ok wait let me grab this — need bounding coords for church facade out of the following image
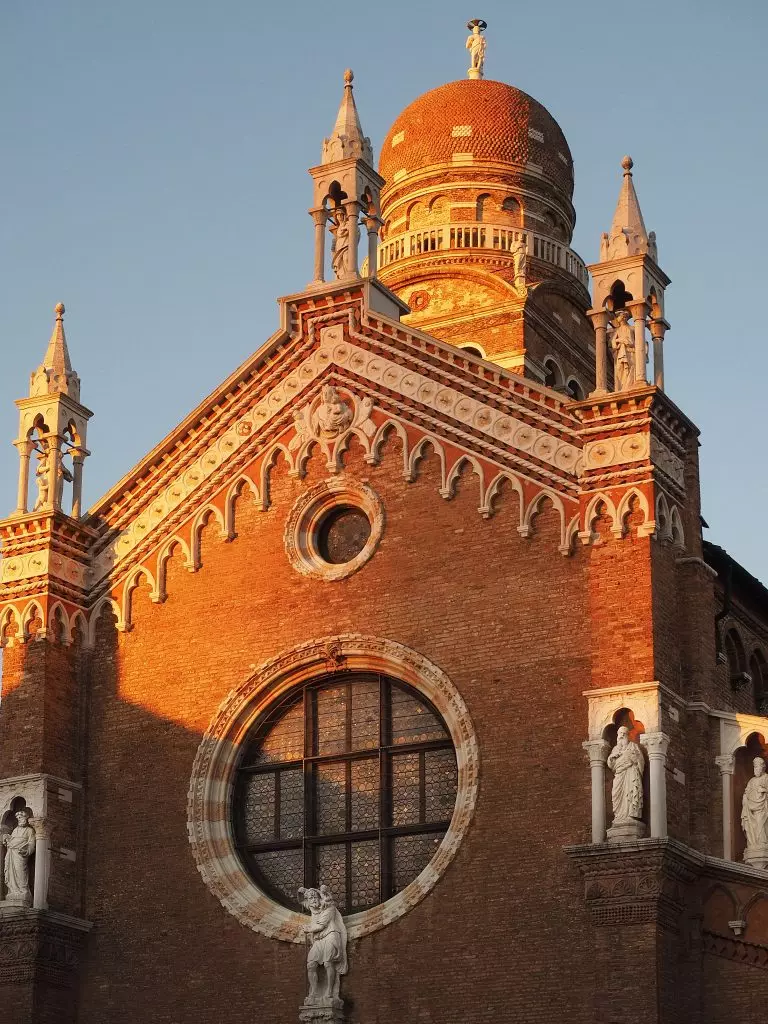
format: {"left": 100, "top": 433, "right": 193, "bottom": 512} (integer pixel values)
{"left": 1, "top": 26, "right": 767, "bottom": 1024}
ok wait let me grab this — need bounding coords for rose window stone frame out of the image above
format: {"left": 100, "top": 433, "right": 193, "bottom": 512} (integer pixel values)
{"left": 284, "top": 480, "right": 384, "bottom": 582}
{"left": 187, "top": 635, "right": 479, "bottom": 944}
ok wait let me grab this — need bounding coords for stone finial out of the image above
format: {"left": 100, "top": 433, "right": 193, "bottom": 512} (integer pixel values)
{"left": 29, "top": 301, "right": 81, "bottom": 401}
{"left": 466, "top": 19, "right": 487, "bottom": 80}
{"left": 321, "top": 68, "right": 374, "bottom": 166}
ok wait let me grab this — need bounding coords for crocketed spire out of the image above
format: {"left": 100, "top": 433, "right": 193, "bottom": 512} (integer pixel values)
{"left": 602, "top": 156, "right": 655, "bottom": 261}
{"left": 321, "top": 69, "right": 373, "bottom": 166}
{"left": 29, "top": 302, "right": 81, "bottom": 401}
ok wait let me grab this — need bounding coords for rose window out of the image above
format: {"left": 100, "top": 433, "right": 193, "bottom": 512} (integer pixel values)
{"left": 233, "top": 672, "right": 458, "bottom": 914}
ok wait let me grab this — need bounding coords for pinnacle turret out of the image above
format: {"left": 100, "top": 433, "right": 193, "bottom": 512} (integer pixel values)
{"left": 600, "top": 157, "right": 656, "bottom": 263}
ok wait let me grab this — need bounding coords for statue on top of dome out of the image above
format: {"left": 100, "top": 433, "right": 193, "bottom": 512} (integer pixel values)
{"left": 466, "top": 19, "right": 487, "bottom": 80}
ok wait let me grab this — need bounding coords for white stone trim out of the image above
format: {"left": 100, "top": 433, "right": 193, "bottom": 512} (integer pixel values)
{"left": 187, "top": 635, "right": 479, "bottom": 944}
{"left": 283, "top": 480, "right": 384, "bottom": 582}
{"left": 583, "top": 680, "right": 667, "bottom": 741}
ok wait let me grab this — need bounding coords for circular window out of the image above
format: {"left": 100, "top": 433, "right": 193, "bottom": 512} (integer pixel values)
{"left": 316, "top": 506, "right": 371, "bottom": 565}
{"left": 187, "top": 635, "right": 479, "bottom": 943}
{"left": 234, "top": 673, "right": 457, "bottom": 915}
{"left": 284, "top": 480, "right": 384, "bottom": 581}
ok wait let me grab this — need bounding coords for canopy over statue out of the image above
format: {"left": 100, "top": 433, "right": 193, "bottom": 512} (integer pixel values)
{"left": 466, "top": 19, "right": 487, "bottom": 80}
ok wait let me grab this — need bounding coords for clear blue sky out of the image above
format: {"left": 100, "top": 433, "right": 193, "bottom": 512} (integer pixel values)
{"left": 2, "top": 0, "right": 767, "bottom": 579}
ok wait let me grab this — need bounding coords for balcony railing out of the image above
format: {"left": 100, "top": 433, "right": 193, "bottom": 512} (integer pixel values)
{"left": 377, "top": 222, "right": 589, "bottom": 288}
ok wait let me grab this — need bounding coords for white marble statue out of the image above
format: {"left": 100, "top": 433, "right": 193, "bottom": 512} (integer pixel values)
{"left": 299, "top": 885, "right": 348, "bottom": 1005}
{"left": 610, "top": 310, "right": 635, "bottom": 392}
{"left": 2, "top": 810, "right": 36, "bottom": 905}
{"left": 742, "top": 757, "right": 768, "bottom": 852}
{"left": 316, "top": 386, "right": 353, "bottom": 439}
{"left": 465, "top": 20, "right": 487, "bottom": 76}
{"left": 330, "top": 208, "right": 353, "bottom": 279}
{"left": 647, "top": 230, "right": 658, "bottom": 262}
{"left": 607, "top": 726, "right": 644, "bottom": 824}
{"left": 511, "top": 237, "right": 527, "bottom": 288}
{"left": 33, "top": 449, "right": 50, "bottom": 511}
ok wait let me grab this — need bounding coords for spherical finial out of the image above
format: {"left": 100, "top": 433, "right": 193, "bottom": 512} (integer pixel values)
{"left": 344, "top": 69, "right": 354, "bottom": 86}
{"left": 621, "top": 155, "right": 634, "bottom": 173}
{"left": 54, "top": 302, "right": 65, "bottom": 317}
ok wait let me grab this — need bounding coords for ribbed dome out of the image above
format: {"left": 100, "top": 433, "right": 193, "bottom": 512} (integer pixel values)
{"left": 379, "top": 79, "right": 573, "bottom": 198}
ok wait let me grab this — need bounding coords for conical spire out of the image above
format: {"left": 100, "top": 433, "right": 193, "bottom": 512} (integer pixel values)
{"left": 321, "top": 69, "right": 373, "bottom": 166}
{"left": 29, "top": 303, "right": 81, "bottom": 401}
{"left": 602, "top": 156, "right": 653, "bottom": 261}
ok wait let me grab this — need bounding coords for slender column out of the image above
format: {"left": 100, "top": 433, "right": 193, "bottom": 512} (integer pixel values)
{"left": 310, "top": 207, "right": 328, "bottom": 284}
{"left": 583, "top": 739, "right": 611, "bottom": 842}
{"left": 343, "top": 199, "right": 361, "bottom": 279}
{"left": 71, "top": 451, "right": 86, "bottom": 518}
{"left": 640, "top": 732, "right": 670, "bottom": 838}
{"left": 0, "top": 827, "right": 8, "bottom": 900}
{"left": 587, "top": 308, "right": 611, "bottom": 395}
{"left": 627, "top": 299, "right": 649, "bottom": 386}
{"left": 649, "top": 316, "right": 670, "bottom": 390}
{"left": 14, "top": 438, "right": 33, "bottom": 514}
{"left": 364, "top": 212, "right": 380, "bottom": 279}
{"left": 715, "top": 754, "right": 735, "bottom": 860}
{"left": 31, "top": 816, "right": 50, "bottom": 910}
{"left": 46, "top": 437, "right": 62, "bottom": 512}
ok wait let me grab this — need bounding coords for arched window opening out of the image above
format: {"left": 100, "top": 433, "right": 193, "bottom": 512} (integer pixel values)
{"left": 566, "top": 378, "right": 584, "bottom": 400}
{"left": 607, "top": 279, "right": 633, "bottom": 312}
{"left": 233, "top": 673, "right": 458, "bottom": 915}
{"left": 460, "top": 344, "right": 483, "bottom": 359}
{"left": 543, "top": 358, "right": 563, "bottom": 390}
{"left": 475, "top": 193, "right": 491, "bottom": 222}
{"left": 750, "top": 650, "right": 768, "bottom": 715}
{"left": 724, "top": 628, "right": 750, "bottom": 690}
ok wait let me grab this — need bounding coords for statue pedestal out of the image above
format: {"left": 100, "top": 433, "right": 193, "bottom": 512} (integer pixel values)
{"left": 299, "top": 997, "right": 344, "bottom": 1023}
{"left": 4, "top": 891, "right": 32, "bottom": 907}
{"left": 743, "top": 844, "right": 768, "bottom": 871}
{"left": 607, "top": 819, "right": 646, "bottom": 843}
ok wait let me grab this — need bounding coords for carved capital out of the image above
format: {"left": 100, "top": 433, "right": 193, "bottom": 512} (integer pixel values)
{"left": 715, "top": 754, "right": 736, "bottom": 776}
{"left": 626, "top": 298, "right": 650, "bottom": 322}
{"left": 640, "top": 731, "right": 670, "bottom": 759}
{"left": 30, "top": 815, "right": 50, "bottom": 841}
{"left": 582, "top": 739, "right": 611, "bottom": 766}
{"left": 586, "top": 307, "right": 611, "bottom": 331}
{"left": 649, "top": 316, "right": 670, "bottom": 342}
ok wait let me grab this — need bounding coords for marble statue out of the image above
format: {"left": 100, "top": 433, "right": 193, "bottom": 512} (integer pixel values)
{"left": 742, "top": 757, "right": 768, "bottom": 852}
{"left": 600, "top": 232, "right": 610, "bottom": 261}
{"left": 610, "top": 310, "right": 635, "bottom": 392}
{"left": 299, "top": 885, "right": 348, "bottom": 1006}
{"left": 647, "top": 230, "right": 658, "bottom": 262}
{"left": 330, "top": 208, "right": 353, "bottom": 279}
{"left": 316, "top": 386, "right": 353, "bottom": 439}
{"left": 511, "top": 237, "right": 527, "bottom": 287}
{"left": 33, "top": 449, "right": 50, "bottom": 511}
{"left": 2, "top": 809, "right": 36, "bottom": 905}
{"left": 607, "top": 726, "right": 644, "bottom": 824}
{"left": 465, "top": 20, "right": 487, "bottom": 76}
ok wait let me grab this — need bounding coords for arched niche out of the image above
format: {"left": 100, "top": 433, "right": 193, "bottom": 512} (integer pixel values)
{"left": 601, "top": 708, "right": 649, "bottom": 830}
{"left": 733, "top": 731, "right": 768, "bottom": 864}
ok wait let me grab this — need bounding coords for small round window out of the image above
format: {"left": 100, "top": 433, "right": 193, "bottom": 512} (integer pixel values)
{"left": 284, "top": 481, "right": 384, "bottom": 581}
{"left": 316, "top": 506, "right": 371, "bottom": 564}
{"left": 233, "top": 672, "right": 458, "bottom": 915}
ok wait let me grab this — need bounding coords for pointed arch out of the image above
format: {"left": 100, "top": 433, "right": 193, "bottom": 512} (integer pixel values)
{"left": 561, "top": 513, "right": 581, "bottom": 556}
{"left": 581, "top": 492, "right": 619, "bottom": 544}
{"left": 48, "top": 601, "right": 71, "bottom": 645}
{"left": 370, "top": 419, "right": 410, "bottom": 477}
{"left": 616, "top": 487, "right": 653, "bottom": 538}
{"left": 0, "top": 605, "right": 22, "bottom": 647}
{"left": 655, "top": 492, "right": 671, "bottom": 541}
{"left": 407, "top": 436, "right": 446, "bottom": 490}
{"left": 21, "top": 601, "right": 45, "bottom": 641}
{"left": 441, "top": 455, "right": 485, "bottom": 506}
{"left": 156, "top": 535, "right": 194, "bottom": 603}
{"left": 669, "top": 505, "right": 685, "bottom": 548}
{"left": 87, "top": 596, "right": 124, "bottom": 647}
{"left": 224, "top": 476, "right": 261, "bottom": 541}
{"left": 331, "top": 427, "right": 374, "bottom": 473}
{"left": 69, "top": 609, "right": 88, "bottom": 648}
{"left": 122, "top": 567, "right": 157, "bottom": 628}
{"left": 260, "top": 444, "right": 295, "bottom": 511}
{"left": 191, "top": 505, "right": 227, "bottom": 572}
{"left": 480, "top": 471, "right": 524, "bottom": 523}
{"left": 520, "top": 489, "right": 567, "bottom": 543}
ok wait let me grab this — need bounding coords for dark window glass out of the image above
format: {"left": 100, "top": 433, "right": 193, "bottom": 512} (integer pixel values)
{"left": 316, "top": 506, "right": 371, "bottom": 564}
{"left": 233, "top": 673, "right": 457, "bottom": 913}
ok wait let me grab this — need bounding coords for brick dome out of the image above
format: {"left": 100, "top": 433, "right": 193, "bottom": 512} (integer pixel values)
{"left": 379, "top": 79, "right": 574, "bottom": 198}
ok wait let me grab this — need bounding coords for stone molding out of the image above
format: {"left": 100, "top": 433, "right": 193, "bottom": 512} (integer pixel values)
{"left": 284, "top": 480, "right": 384, "bottom": 581}
{"left": 0, "top": 548, "right": 88, "bottom": 588}
{"left": 582, "top": 433, "right": 649, "bottom": 470}
{"left": 583, "top": 680, "right": 671, "bottom": 741}
{"left": 187, "top": 635, "right": 479, "bottom": 944}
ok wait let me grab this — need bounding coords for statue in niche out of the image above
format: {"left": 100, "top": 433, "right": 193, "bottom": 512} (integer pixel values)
{"left": 607, "top": 726, "right": 644, "bottom": 824}
{"left": 2, "top": 809, "right": 36, "bottom": 905}
{"left": 330, "top": 207, "right": 355, "bottom": 279}
{"left": 647, "top": 230, "right": 658, "bottom": 262}
{"left": 299, "top": 885, "right": 348, "bottom": 1006}
{"left": 742, "top": 757, "right": 768, "bottom": 852}
{"left": 610, "top": 310, "right": 635, "bottom": 392}
{"left": 600, "top": 232, "right": 610, "bottom": 261}
{"left": 511, "top": 237, "right": 527, "bottom": 288}
{"left": 465, "top": 20, "right": 487, "bottom": 75}
{"left": 33, "top": 448, "right": 50, "bottom": 511}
